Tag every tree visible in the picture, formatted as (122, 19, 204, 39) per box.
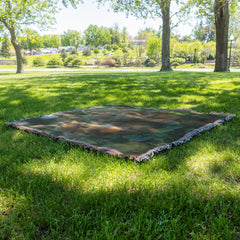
(84, 25, 111, 47)
(20, 29, 42, 51)
(61, 30, 83, 49)
(121, 27, 129, 44)
(96, 0, 177, 71)
(229, 5, 240, 40)
(1, 36, 11, 59)
(188, 0, 239, 72)
(193, 20, 215, 42)
(146, 36, 162, 63)
(0, 0, 82, 73)
(109, 24, 121, 45)
(214, 0, 229, 71)
(40, 34, 61, 48)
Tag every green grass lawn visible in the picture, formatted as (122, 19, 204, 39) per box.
(0, 71, 239, 239)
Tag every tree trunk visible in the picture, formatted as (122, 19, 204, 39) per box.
(160, 0, 172, 71)
(9, 27, 24, 73)
(214, 0, 229, 72)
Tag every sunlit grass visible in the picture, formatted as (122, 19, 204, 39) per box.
(0, 71, 239, 239)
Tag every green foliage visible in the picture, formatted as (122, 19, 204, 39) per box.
(82, 49, 91, 57)
(84, 25, 111, 47)
(0, 37, 11, 59)
(171, 58, 186, 65)
(33, 56, 45, 67)
(22, 56, 28, 65)
(93, 48, 100, 54)
(71, 57, 83, 67)
(102, 57, 116, 67)
(144, 58, 157, 67)
(112, 55, 123, 67)
(64, 55, 83, 67)
(103, 49, 108, 55)
(60, 49, 68, 60)
(133, 58, 144, 67)
(106, 44, 112, 51)
(122, 47, 128, 53)
(40, 34, 61, 48)
(94, 58, 101, 66)
(70, 48, 78, 55)
(171, 62, 180, 68)
(47, 57, 63, 68)
(64, 55, 76, 66)
(112, 43, 119, 51)
(19, 29, 42, 51)
(61, 30, 83, 49)
(0, 0, 60, 32)
(109, 24, 121, 45)
(146, 36, 161, 63)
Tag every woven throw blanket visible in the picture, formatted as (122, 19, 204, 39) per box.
(5, 105, 235, 162)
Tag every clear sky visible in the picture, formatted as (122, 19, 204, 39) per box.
(40, 1, 195, 37)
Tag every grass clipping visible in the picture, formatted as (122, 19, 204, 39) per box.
(5, 105, 235, 162)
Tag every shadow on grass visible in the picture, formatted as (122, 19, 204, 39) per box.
(1, 130, 240, 239)
(0, 71, 240, 239)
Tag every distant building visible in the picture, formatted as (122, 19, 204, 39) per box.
(58, 46, 75, 53)
(132, 40, 147, 47)
(39, 48, 58, 54)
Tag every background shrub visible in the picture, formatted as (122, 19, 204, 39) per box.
(144, 58, 156, 67)
(82, 49, 91, 57)
(47, 57, 63, 68)
(70, 48, 78, 55)
(133, 58, 143, 67)
(71, 57, 83, 67)
(33, 56, 45, 67)
(171, 62, 180, 68)
(170, 58, 185, 65)
(60, 49, 68, 60)
(102, 57, 116, 67)
(93, 48, 99, 54)
(22, 56, 28, 65)
(64, 56, 75, 66)
(112, 55, 123, 67)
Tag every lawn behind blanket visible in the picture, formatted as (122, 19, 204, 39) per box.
(0, 71, 240, 239)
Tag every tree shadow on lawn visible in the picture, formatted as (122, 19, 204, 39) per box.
(1, 71, 239, 170)
(1, 130, 240, 239)
(0, 71, 240, 239)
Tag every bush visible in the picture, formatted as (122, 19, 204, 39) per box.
(112, 44, 119, 51)
(33, 56, 45, 67)
(144, 58, 156, 67)
(112, 55, 123, 67)
(102, 57, 116, 67)
(133, 58, 143, 67)
(60, 49, 68, 60)
(94, 58, 101, 66)
(47, 57, 63, 68)
(71, 57, 83, 67)
(22, 56, 28, 65)
(64, 56, 75, 66)
(122, 47, 128, 53)
(103, 49, 108, 55)
(170, 58, 185, 65)
(106, 45, 112, 51)
(171, 62, 180, 68)
(94, 48, 99, 54)
(82, 49, 91, 57)
(70, 48, 78, 55)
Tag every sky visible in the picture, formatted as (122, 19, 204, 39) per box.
(40, 1, 195, 37)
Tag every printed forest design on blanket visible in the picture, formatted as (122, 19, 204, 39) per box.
(5, 105, 235, 162)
